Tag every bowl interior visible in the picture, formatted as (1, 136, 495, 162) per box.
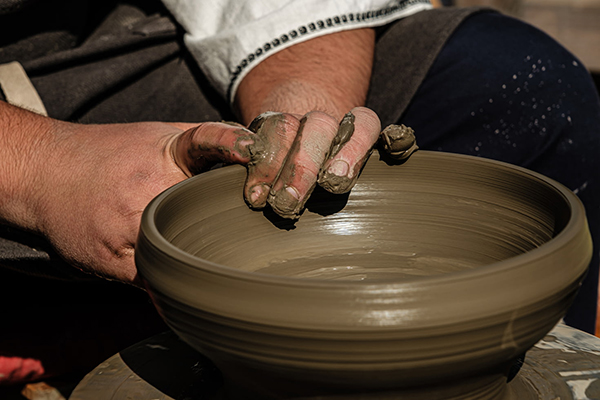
(153, 151, 570, 282)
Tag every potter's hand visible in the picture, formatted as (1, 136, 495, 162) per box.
(234, 28, 379, 218)
(0, 102, 256, 285)
(245, 108, 381, 218)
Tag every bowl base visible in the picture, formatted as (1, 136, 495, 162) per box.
(69, 324, 600, 400)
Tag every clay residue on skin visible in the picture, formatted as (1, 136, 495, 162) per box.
(244, 112, 290, 208)
(317, 112, 357, 194)
(183, 127, 255, 176)
(327, 112, 355, 159)
(246, 113, 281, 167)
(243, 133, 266, 167)
(220, 120, 257, 161)
(268, 183, 315, 220)
(318, 151, 373, 194)
(267, 118, 305, 218)
(380, 124, 419, 160)
(318, 171, 352, 194)
(269, 164, 299, 217)
(232, 129, 257, 160)
(268, 188, 298, 218)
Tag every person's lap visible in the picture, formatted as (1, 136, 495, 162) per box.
(382, 11, 600, 334)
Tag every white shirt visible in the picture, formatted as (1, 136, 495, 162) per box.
(161, 0, 432, 103)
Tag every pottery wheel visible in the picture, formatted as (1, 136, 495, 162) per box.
(69, 323, 600, 400)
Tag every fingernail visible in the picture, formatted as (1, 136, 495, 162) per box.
(285, 186, 300, 200)
(269, 186, 301, 218)
(327, 160, 349, 177)
(249, 184, 269, 207)
(238, 138, 254, 147)
(318, 161, 353, 194)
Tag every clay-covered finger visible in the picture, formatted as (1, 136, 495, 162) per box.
(171, 122, 256, 176)
(318, 107, 382, 194)
(244, 112, 300, 208)
(268, 111, 339, 219)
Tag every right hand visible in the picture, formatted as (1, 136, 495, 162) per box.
(1, 102, 259, 285)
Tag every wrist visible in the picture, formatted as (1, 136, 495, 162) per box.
(234, 28, 375, 124)
(0, 103, 63, 233)
(248, 79, 348, 121)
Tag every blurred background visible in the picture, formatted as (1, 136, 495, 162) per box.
(445, 0, 600, 77)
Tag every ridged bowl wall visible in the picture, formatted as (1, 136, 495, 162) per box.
(136, 151, 591, 399)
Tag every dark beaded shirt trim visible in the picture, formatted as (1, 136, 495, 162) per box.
(227, 0, 430, 101)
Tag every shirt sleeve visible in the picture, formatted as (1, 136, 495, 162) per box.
(161, 0, 433, 104)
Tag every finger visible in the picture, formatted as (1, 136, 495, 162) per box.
(268, 111, 339, 218)
(164, 122, 201, 131)
(171, 122, 256, 176)
(318, 107, 381, 194)
(245, 112, 300, 208)
(166, 121, 246, 131)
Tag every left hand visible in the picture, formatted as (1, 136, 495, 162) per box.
(244, 107, 381, 218)
(234, 28, 381, 218)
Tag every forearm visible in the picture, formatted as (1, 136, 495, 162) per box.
(0, 102, 58, 231)
(234, 28, 375, 124)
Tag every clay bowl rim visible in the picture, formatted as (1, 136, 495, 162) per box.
(139, 151, 587, 291)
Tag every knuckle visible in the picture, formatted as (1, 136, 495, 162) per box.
(304, 110, 338, 128)
(351, 107, 381, 131)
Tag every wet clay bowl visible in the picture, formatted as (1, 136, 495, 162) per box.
(136, 151, 592, 400)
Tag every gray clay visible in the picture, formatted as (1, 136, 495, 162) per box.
(380, 124, 419, 159)
(327, 111, 355, 159)
(137, 151, 592, 399)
